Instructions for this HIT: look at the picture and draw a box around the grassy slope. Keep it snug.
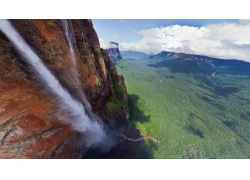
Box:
[116,58,250,158]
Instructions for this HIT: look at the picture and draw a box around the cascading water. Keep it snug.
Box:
[0,19,114,149]
[60,19,94,116]
[61,20,77,67]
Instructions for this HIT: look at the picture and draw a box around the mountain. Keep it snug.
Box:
[0,20,128,158]
[120,50,150,60]
[105,42,123,64]
[149,51,250,76]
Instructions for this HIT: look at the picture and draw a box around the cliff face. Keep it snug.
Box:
[0,20,128,158]
[105,42,123,64]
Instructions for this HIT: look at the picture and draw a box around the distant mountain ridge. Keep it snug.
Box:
[150,51,248,63]
[148,51,250,76]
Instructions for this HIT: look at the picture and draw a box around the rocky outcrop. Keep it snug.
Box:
[105,42,122,64]
[0,20,128,158]
[100,48,129,128]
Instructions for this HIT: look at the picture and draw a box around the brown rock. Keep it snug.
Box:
[0,19,128,158]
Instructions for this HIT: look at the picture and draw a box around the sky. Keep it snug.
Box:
[92,19,250,62]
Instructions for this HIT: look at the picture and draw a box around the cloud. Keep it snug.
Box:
[120,22,250,62]
[99,38,109,48]
[99,38,118,49]
[239,19,250,25]
[109,33,118,39]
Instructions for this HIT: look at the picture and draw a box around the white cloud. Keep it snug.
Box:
[109,33,118,39]
[239,19,250,25]
[99,38,109,49]
[99,38,118,49]
[120,22,250,62]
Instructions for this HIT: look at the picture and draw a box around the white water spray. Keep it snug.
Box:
[0,19,112,148]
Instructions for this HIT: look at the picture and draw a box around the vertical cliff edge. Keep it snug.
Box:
[105,42,123,64]
[0,20,129,158]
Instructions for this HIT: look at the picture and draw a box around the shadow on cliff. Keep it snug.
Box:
[82,94,158,159]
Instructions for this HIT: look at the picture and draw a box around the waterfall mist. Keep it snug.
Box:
[0,19,116,152]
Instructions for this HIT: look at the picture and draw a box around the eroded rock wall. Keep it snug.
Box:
[0,19,128,158]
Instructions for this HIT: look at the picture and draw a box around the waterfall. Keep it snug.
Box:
[60,19,94,114]
[0,19,113,149]
[61,20,77,67]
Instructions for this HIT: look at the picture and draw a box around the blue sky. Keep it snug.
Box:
[93,19,239,43]
[92,19,250,62]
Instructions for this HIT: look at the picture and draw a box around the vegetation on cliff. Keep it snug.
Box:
[100,48,128,114]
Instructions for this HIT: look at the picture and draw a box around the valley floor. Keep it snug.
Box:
[113,57,250,159]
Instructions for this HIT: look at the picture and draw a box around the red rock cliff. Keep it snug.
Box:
[0,19,128,158]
